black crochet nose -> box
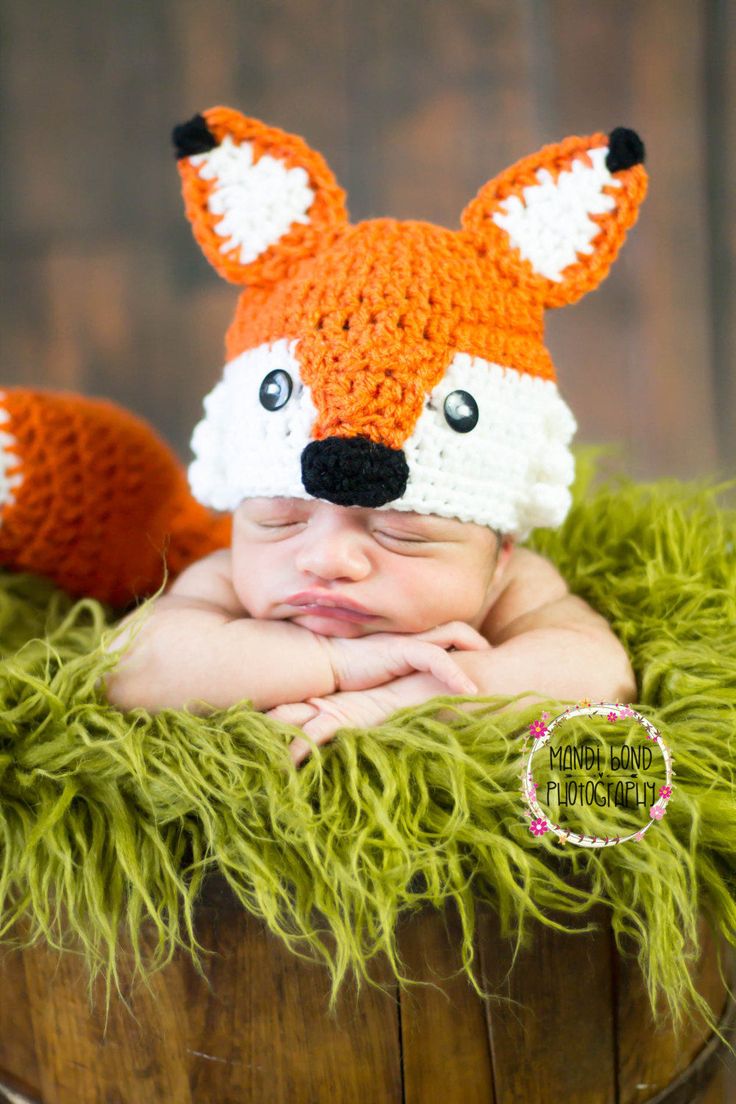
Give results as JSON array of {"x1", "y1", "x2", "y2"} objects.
[{"x1": 301, "y1": 436, "x2": 409, "y2": 508}]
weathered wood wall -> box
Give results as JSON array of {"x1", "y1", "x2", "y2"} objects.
[{"x1": 0, "y1": 0, "x2": 733, "y2": 485}]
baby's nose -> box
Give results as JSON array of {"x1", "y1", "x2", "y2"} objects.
[
  {"x1": 301, "y1": 436, "x2": 409, "y2": 508},
  {"x1": 294, "y1": 520, "x2": 371, "y2": 581}
]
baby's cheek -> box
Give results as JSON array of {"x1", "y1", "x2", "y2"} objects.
[
  {"x1": 435, "y1": 578, "x2": 493, "y2": 629},
  {"x1": 230, "y1": 561, "x2": 264, "y2": 616},
  {"x1": 387, "y1": 567, "x2": 462, "y2": 630}
]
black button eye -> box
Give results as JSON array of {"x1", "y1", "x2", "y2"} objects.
[
  {"x1": 443, "y1": 390, "x2": 478, "y2": 433},
  {"x1": 259, "y1": 370, "x2": 293, "y2": 411}
]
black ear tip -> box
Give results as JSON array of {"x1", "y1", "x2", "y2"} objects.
[
  {"x1": 172, "y1": 113, "x2": 218, "y2": 160},
  {"x1": 606, "y1": 128, "x2": 645, "y2": 173}
]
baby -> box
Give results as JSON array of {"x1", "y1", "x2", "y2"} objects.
[
  {"x1": 103, "y1": 494, "x2": 637, "y2": 765},
  {"x1": 103, "y1": 107, "x2": 648, "y2": 765}
]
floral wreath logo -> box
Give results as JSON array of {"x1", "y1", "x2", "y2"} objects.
[{"x1": 520, "y1": 700, "x2": 675, "y2": 847}]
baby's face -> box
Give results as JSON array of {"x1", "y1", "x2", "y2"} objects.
[{"x1": 231, "y1": 497, "x2": 513, "y2": 637}]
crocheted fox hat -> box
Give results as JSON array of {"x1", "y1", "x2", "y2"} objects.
[{"x1": 173, "y1": 107, "x2": 647, "y2": 541}]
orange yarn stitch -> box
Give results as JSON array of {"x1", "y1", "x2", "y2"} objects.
[
  {"x1": 178, "y1": 108, "x2": 647, "y2": 455},
  {"x1": 178, "y1": 107, "x2": 349, "y2": 288},
  {"x1": 462, "y1": 132, "x2": 648, "y2": 308},
  {"x1": 0, "y1": 389, "x2": 230, "y2": 608},
  {"x1": 224, "y1": 218, "x2": 554, "y2": 451}
]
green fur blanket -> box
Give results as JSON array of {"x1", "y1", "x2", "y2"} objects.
[{"x1": 1, "y1": 445, "x2": 734, "y2": 1047}]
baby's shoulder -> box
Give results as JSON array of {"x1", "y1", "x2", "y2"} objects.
[
  {"x1": 506, "y1": 546, "x2": 568, "y2": 592},
  {"x1": 161, "y1": 547, "x2": 247, "y2": 619},
  {"x1": 479, "y1": 546, "x2": 569, "y2": 644}
]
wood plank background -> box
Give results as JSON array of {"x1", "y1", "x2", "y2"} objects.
[{"x1": 0, "y1": 0, "x2": 733, "y2": 486}]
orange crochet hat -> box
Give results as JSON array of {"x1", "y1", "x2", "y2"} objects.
[{"x1": 174, "y1": 107, "x2": 647, "y2": 541}]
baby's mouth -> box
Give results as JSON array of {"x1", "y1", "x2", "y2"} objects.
[{"x1": 291, "y1": 604, "x2": 379, "y2": 623}]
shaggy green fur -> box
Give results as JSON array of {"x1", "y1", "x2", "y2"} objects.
[{"x1": 1, "y1": 445, "x2": 734, "y2": 1050}]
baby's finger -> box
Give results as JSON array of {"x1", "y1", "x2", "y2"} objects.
[
  {"x1": 289, "y1": 737, "x2": 314, "y2": 766},
  {"x1": 267, "y1": 702, "x2": 320, "y2": 725},
  {"x1": 408, "y1": 643, "x2": 479, "y2": 694},
  {"x1": 289, "y1": 721, "x2": 338, "y2": 766},
  {"x1": 414, "y1": 621, "x2": 492, "y2": 652}
]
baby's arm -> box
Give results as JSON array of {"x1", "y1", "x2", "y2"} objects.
[
  {"x1": 482, "y1": 546, "x2": 636, "y2": 699},
  {"x1": 392, "y1": 548, "x2": 637, "y2": 712},
  {"x1": 101, "y1": 551, "x2": 480, "y2": 714},
  {"x1": 101, "y1": 550, "x2": 337, "y2": 714}
]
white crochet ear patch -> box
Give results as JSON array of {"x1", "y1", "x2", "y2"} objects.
[
  {"x1": 492, "y1": 146, "x2": 621, "y2": 282},
  {"x1": 188, "y1": 135, "x2": 316, "y2": 265},
  {"x1": 0, "y1": 393, "x2": 23, "y2": 523}
]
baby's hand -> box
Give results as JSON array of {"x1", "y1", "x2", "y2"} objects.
[
  {"x1": 322, "y1": 621, "x2": 491, "y2": 695},
  {"x1": 267, "y1": 685, "x2": 400, "y2": 765},
  {"x1": 268, "y1": 675, "x2": 443, "y2": 766}
]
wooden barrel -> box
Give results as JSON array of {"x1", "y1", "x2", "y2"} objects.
[{"x1": 0, "y1": 875, "x2": 733, "y2": 1104}]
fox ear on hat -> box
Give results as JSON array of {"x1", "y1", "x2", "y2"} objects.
[
  {"x1": 461, "y1": 127, "x2": 647, "y2": 309},
  {"x1": 172, "y1": 106, "x2": 349, "y2": 287}
]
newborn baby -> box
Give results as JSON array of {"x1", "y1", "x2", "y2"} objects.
[
  {"x1": 104, "y1": 108, "x2": 647, "y2": 765},
  {"x1": 104, "y1": 495, "x2": 637, "y2": 766}
]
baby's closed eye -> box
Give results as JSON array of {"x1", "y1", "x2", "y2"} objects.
[{"x1": 253, "y1": 518, "x2": 436, "y2": 548}]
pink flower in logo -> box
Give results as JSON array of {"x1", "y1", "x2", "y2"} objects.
[
  {"x1": 607, "y1": 711, "x2": 618, "y2": 723},
  {"x1": 650, "y1": 804, "x2": 666, "y2": 820},
  {"x1": 658, "y1": 785, "x2": 672, "y2": 799},
  {"x1": 530, "y1": 817, "x2": 549, "y2": 837},
  {"x1": 529, "y1": 720, "x2": 548, "y2": 740}
]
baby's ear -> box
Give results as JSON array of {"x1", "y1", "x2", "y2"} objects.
[
  {"x1": 461, "y1": 128, "x2": 647, "y2": 308},
  {"x1": 173, "y1": 106, "x2": 349, "y2": 287},
  {"x1": 495, "y1": 534, "x2": 516, "y2": 575}
]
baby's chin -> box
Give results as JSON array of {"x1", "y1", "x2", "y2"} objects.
[
  {"x1": 286, "y1": 613, "x2": 379, "y2": 640},
  {"x1": 286, "y1": 611, "x2": 395, "y2": 637},
  {"x1": 286, "y1": 610, "x2": 434, "y2": 637}
]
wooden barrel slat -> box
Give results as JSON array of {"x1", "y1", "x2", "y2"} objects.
[
  {"x1": 177, "y1": 879, "x2": 404, "y2": 1103},
  {"x1": 616, "y1": 913, "x2": 732, "y2": 1103},
  {"x1": 0, "y1": 876, "x2": 732, "y2": 1102},
  {"x1": 698, "y1": 1066, "x2": 733, "y2": 1104},
  {"x1": 20, "y1": 929, "x2": 193, "y2": 1104},
  {"x1": 0, "y1": 947, "x2": 39, "y2": 1091},
  {"x1": 395, "y1": 899, "x2": 496, "y2": 1102},
  {"x1": 477, "y1": 898, "x2": 617, "y2": 1104}
]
